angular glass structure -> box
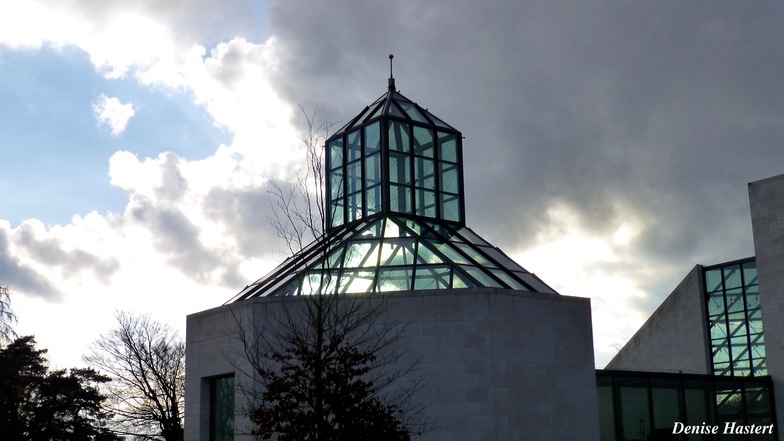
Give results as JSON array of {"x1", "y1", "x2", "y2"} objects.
[
  {"x1": 704, "y1": 258, "x2": 766, "y2": 377},
  {"x1": 228, "y1": 73, "x2": 556, "y2": 301},
  {"x1": 325, "y1": 77, "x2": 464, "y2": 230}
]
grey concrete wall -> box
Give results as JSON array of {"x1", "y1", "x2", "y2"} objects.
[
  {"x1": 749, "y1": 173, "x2": 784, "y2": 439},
  {"x1": 185, "y1": 288, "x2": 599, "y2": 441},
  {"x1": 605, "y1": 265, "x2": 711, "y2": 374}
]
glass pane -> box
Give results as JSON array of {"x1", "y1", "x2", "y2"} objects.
[
  {"x1": 377, "y1": 268, "x2": 412, "y2": 291},
  {"x1": 490, "y1": 269, "x2": 527, "y2": 290},
  {"x1": 347, "y1": 161, "x2": 362, "y2": 194},
  {"x1": 365, "y1": 153, "x2": 381, "y2": 186},
  {"x1": 348, "y1": 192, "x2": 362, "y2": 222},
  {"x1": 413, "y1": 126, "x2": 434, "y2": 157},
  {"x1": 438, "y1": 131, "x2": 457, "y2": 162},
  {"x1": 338, "y1": 270, "x2": 375, "y2": 293},
  {"x1": 743, "y1": 261, "x2": 758, "y2": 286},
  {"x1": 347, "y1": 129, "x2": 361, "y2": 162},
  {"x1": 619, "y1": 382, "x2": 651, "y2": 441},
  {"x1": 452, "y1": 268, "x2": 477, "y2": 288},
  {"x1": 328, "y1": 138, "x2": 343, "y2": 170},
  {"x1": 343, "y1": 241, "x2": 379, "y2": 268},
  {"x1": 398, "y1": 100, "x2": 428, "y2": 123},
  {"x1": 387, "y1": 101, "x2": 406, "y2": 119},
  {"x1": 439, "y1": 162, "x2": 459, "y2": 194},
  {"x1": 414, "y1": 157, "x2": 435, "y2": 189},
  {"x1": 651, "y1": 386, "x2": 679, "y2": 433},
  {"x1": 725, "y1": 288, "x2": 744, "y2": 313},
  {"x1": 329, "y1": 200, "x2": 344, "y2": 228},
  {"x1": 462, "y1": 265, "x2": 503, "y2": 288},
  {"x1": 597, "y1": 384, "x2": 615, "y2": 441},
  {"x1": 379, "y1": 239, "x2": 417, "y2": 266},
  {"x1": 211, "y1": 376, "x2": 235, "y2": 441},
  {"x1": 705, "y1": 268, "x2": 723, "y2": 293},
  {"x1": 390, "y1": 184, "x2": 412, "y2": 214},
  {"x1": 389, "y1": 152, "x2": 411, "y2": 184},
  {"x1": 416, "y1": 243, "x2": 444, "y2": 265},
  {"x1": 414, "y1": 265, "x2": 450, "y2": 290},
  {"x1": 708, "y1": 292, "x2": 725, "y2": 317},
  {"x1": 389, "y1": 121, "x2": 410, "y2": 152},
  {"x1": 745, "y1": 285, "x2": 760, "y2": 310},
  {"x1": 440, "y1": 193, "x2": 460, "y2": 222},
  {"x1": 329, "y1": 168, "x2": 344, "y2": 200},
  {"x1": 455, "y1": 243, "x2": 496, "y2": 267},
  {"x1": 723, "y1": 264, "x2": 742, "y2": 290},
  {"x1": 416, "y1": 189, "x2": 437, "y2": 218},
  {"x1": 364, "y1": 121, "x2": 380, "y2": 153},
  {"x1": 365, "y1": 184, "x2": 381, "y2": 216}
]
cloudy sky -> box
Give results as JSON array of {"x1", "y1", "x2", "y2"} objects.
[{"x1": 1, "y1": 0, "x2": 783, "y2": 369}]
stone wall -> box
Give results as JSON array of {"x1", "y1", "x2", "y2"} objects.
[
  {"x1": 185, "y1": 288, "x2": 599, "y2": 441},
  {"x1": 606, "y1": 266, "x2": 711, "y2": 374}
]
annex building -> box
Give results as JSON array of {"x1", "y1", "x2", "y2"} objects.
[{"x1": 185, "y1": 69, "x2": 784, "y2": 441}]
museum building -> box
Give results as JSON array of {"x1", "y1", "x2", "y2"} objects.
[{"x1": 185, "y1": 71, "x2": 784, "y2": 440}]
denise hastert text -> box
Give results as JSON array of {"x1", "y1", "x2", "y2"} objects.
[{"x1": 673, "y1": 422, "x2": 774, "y2": 435}]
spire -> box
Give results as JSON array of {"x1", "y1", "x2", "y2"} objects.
[{"x1": 388, "y1": 54, "x2": 396, "y2": 91}]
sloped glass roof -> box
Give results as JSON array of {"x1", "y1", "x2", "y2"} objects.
[
  {"x1": 227, "y1": 214, "x2": 557, "y2": 301},
  {"x1": 332, "y1": 90, "x2": 457, "y2": 140}
]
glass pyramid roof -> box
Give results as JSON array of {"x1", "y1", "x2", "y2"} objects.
[{"x1": 227, "y1": 214, "x2": 557, "y2": 302}]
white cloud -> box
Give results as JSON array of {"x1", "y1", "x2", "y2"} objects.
[{"x1": 93, "y1": 94, "x2": 135, "y2": 136}]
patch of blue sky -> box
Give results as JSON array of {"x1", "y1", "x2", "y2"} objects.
[{"x1": 0, "y1": 46, "x2": 230, "y2": 227}]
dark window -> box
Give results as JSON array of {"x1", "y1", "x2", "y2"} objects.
[{"x1": 210, "y1": 375, "x2": 234, "y2": 441}]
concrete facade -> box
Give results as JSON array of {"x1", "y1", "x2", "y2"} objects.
[
  {"x1": 606, "y1": 265, "x2": 711, "y2": 374},
  {"x1": 185, "y1": 288, "x2": 600, "y2": 441},
  {"x1": 749, "y1": 173, "x2": 784, "y2": 439}
]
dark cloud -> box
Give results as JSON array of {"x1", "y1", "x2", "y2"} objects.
[
  {"x1": 12, "y1": 223, "x2": 120, "y2": 286},
  {"x1": 127, "y1": 194, "x2": 244, "y2": 288},
  {"x1": 0, "y1": 229, "x2": 62, "y2": 301},
  {"x1": 264, "y1": 0, "x2": 784, "y2": 314}
]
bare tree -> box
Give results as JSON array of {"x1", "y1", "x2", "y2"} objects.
[
  {"x1": 84, "y1": 311, "x2": 185, "y2": 441},
  {"x1": 0, "y1": 284, "x2": 17, "y2": 344},
  {"x1": 230, "y1": 109, "x2": 425, "y2": 440}
]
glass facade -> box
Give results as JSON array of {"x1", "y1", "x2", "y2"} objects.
[
  {"x1": 597, "y1": 370, "x2": 776, "y2": 441},
  {"x1": 326, "y1": 89, "x2": 464, "y2": 230},
  {"x1": 210, "y1": 375, "x2": 234, "y2": 441},
  {"x1": 228, "y1": 215, "x2": 557, "y2": 300},
  {"x1": 704, "y1": 259, "x2": 766, "y2": 377}
]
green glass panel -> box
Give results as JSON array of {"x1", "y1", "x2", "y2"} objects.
[
  {"x1": 364, "y1": 121, "x2": 380, "y2": 153},
  {"x1": 705, "y1": 268, "x2": 723, "y2": 293},
  {"x1": 725, "y1": 288, "x2": 744, "y2": 313},
  {"x1": 743, "y1": 261, "x2": 758, "y2": 286},
  {"x1": 413, "y1": 126, "x2": 434, "y2": 157},
  {"x1": 651, "y1": 387, "x2": 679, "y2": 433},
  {"x1": 348, "y1": 192, "x2": 362, "y2": 222},
  {"x1": 387, "y1": 101, "x2": 406, "y2": 119},
  {"x1": 619, "y1": 383, "x2": 651, "y2": 441},
  {"x1": 707, "y1": 293, "x2": 725, "y2": 317},
  {"x1": 440, "y1": 193, "x2": 460, "y2": 222},
  {"x1": 379, "y1": 239, "x2": 416, "y2": 266},
  {"x1": 455, "y1": 227, "x2": 490, "y2": 246},
  {"x1": 416, "y1": 189, "x2": 437, "y2": 217},
  {"x1": 716, "y1": 388, "x2": 743, "y2": 416},
  {"x1": 684, "y1": 387, "x2": 711, "y2": 427},
  {"x1": 328, "y1": 138, "x2": 343, "y2": 170},
  {"x1": 327, "y1": 245, "x2": 345, "y2": 268},
  {"x1": 438, "y1": 132, "x2": 457, "y2": 162},
  {"x1": 383, "y1": 218, "x2": 402, "y2": 238},
  {"x1": 389, "y1": 152, "x2": 411, "y2": 184},
  {"x1": 479, "y1": 246, "x2": 525, "y2": 272},
  {"x1": 439, "y1": 162, "x2": 459, "y2": 194},
  {"x1": 745, "y1": 286, "x2": 760, "y2": 310},
  {"x1": 365, "y1": 185, "x2": 381, "y2": 216},
  {"x1": 490, "y1": 269, "x2": 526, "y2": 290},
  {"x1": 330, "y1": 200, "x2": 344, "y2": 228},
  {"x1": 416, "y1": 243, "x2": 444, "y2": 264},
  {"x1": 347, "y1": 129, "x2": 361, "y2": 162},
  {"x1": 365, "y1": 153, "x2": 381, "y2": 185},
  {"x1": 597, "y1": 384, "x2": 615, "y2": 441},
  {"x1": 404, "y1": 219, "x2": 422, "y2": 235},
  {"x1": 329, "y1": 168, "x2": 344, "y2": 200},
  {"x1": 211, "y1": 376, "x2": 235, "y2": 441},
  {"x1": 302, "y1": 270, "x2": 338, "y2": 295},
  {"x1": 455, "y1": 243, "x2": 496, "y2": 267},
  {"x1": 748, "y1": 315, "x2": 763, "y2": 334},
  {"x1": 462, "y1": 265, "x2": 503, "y2": 288},
  {"x1": 271, "y1": 278, "x2": 299, "y2": 297},
  {"x1": 358, "y1": 218, "x2": 382, "y2": 237},
  {"x1": 414, "y1": 265, "x2": 450, "y2": 290},
  {"x1": 414, "y1": 157, "x2": 435, "y2": 190},
  {"x1": 390, "y1": 184, "x2": 412, "y2": 214},
  {"x1": 377, "y1": 268, "x2": 412, "y2": 291},
  {"x1": 727, "y1": 312, "x2": 747, "y2": 337},
  {"x1": 452, "y1": 268, "x2": 477, "y2": 288},
  {"x1": 338, "y1": 270, "x2": 375, "y2": 293},
  {"x1": 343, "y1": 241, "x2": 379, "y2": 268},
  {"x1": 723, "y1": 265, "x2": 742, "y2": 289},
  {"x1": 432, "y1": 241, "x2": 467, "y2": 264},
  {"x1": 398, "y1": 100, "x2": 428, "y2": 123},
  {"x1": 389, "y1": 121, "x2": 410, "y2": 152},
  {"x1": 710, "y1": 319, "x2": 727, "y2": 340},
  {"x1": 347, "y1": 161, "x2": 362, "y2": 194}
]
